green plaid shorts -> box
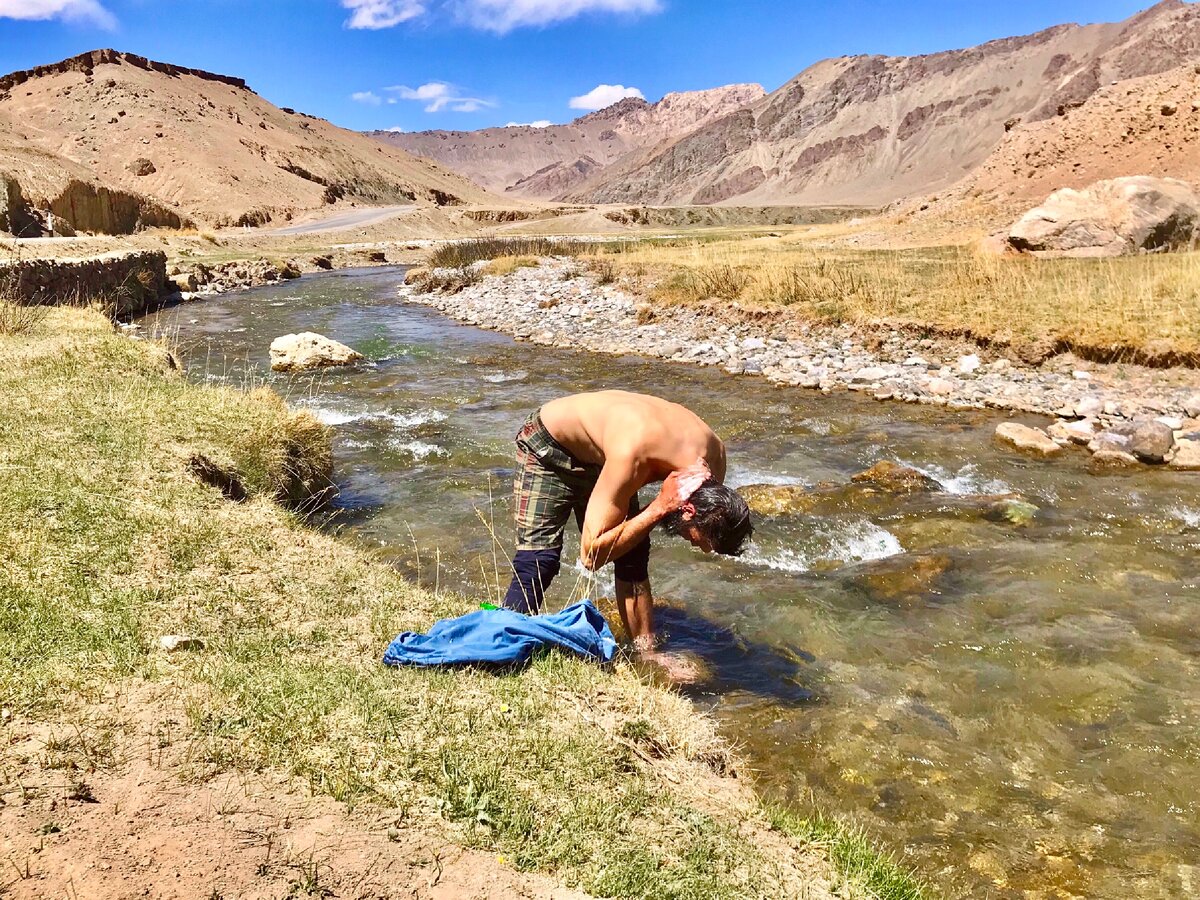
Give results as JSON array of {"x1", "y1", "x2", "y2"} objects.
[{"x1": 512, "y1": 410, "x2": 602, "y2": 551}]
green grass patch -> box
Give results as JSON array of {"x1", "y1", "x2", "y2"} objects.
[{"x1": 769, "y1": 806, "x2": 931, "y2": 900}]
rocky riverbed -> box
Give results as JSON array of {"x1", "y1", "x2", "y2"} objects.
[{"x1": 400, "y1": 257, "x2": 1200, "y2": 471}]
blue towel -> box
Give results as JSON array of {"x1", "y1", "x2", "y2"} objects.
[{"x1": 382, "y1": 599, "x2": 618, "y2": 667}]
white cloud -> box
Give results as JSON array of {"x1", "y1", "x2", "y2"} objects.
[
  {"x1": 351, "y1": 90, "x2": 383, "y2": 105},
  {"x1": 568, "y1": 84, "x2": 644, "y2": 111},
  {"x1": 383, "y1": 126, "x2": 405, "y2": 133},
  {"x1": 0, "y1": 0, "x2": 115, "y2": 28},
  {"x1": 387, "y1": 81, "x2": 495, "y2": 113},
  {"x1": 505, "y1": 120, "x2": 552, "y2": 128},
  {"x1": 453, "y1": 0, "x2": 661, "y2": 33},
  {"x1": 342, "y1": 0, "x2": 425, "y2": 29}
]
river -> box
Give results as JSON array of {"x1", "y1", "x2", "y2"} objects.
[{"x1": 143, "y1": 267, "x2": 1200, "y2": 898}]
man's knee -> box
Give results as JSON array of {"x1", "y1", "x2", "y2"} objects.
[
  {"x1": 613, "y1": 536, "x2": 650, "y2": 584},
  {"x1": 503, "y1": 548, "x2": 562, "y2": 614}
]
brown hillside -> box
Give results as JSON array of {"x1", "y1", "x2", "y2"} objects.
[
  {"x1": 968, "y1": 62, "x2": 1200, "y2": 205},
  {"x1": 0, "y1": 49, "x2": 490, "y2": 235},
  {"x1": 567, "y1": 0, "x2": 1200, "y2": 207},
  {"x1": 373, "y1": 84, "x2": 765, "y2": 198}
]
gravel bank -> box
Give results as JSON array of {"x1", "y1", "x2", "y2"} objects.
[{"x1": 401, "y1": 258, "x2": 1200, "y2": 467}]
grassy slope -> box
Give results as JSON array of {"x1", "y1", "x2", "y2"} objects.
[{"x1": 0, "y1": 307, "x2": 928, "y2": 899}]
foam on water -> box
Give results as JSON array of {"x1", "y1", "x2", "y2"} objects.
[
  {"x1": 389, "y1": 440, "x2": 447, "y2": 460},
  {"x1": 1172, "y1": 507, "x2": 1200, "y2": 528},
  {"x1": 742, "y1": 546, "x2": 813, "y2": 573},
  {"x1": 835, "y1": 520, "x2": 905, "y2": 563},
  {"x1": 309, "y1": 407, "x2": 367, "y2": 426},
  {"x1": 725, "y1": 469, "x2": 807, "y2": 489},
  {"x1": 382, "y1": 409, "x2": 449, "y2": 429},
  {"x1": 483, "y1": 371, "x2": 528, "y2": 383},
  {"x1": 742, "y1": 520, "x2": 903, "y2": 574},
  {"x1": 905, "y1": 460, "x2": 1010, "y2": 496}
]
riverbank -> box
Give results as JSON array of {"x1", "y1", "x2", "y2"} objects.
[
  {"x1": 0, "y1": 306, "x2": 925, "y2": 898},
  {"x1": 401, "y1": 256, "x2": 1200, "y2": 464}
]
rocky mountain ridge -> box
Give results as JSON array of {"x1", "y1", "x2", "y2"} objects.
[
  {"x1": 569, "y1": 0, "x2": 1200, "y2": 206},
  {"x1": 372, "y1": 83, "x2": 765, "y2": 198},
  {"x1": 0, "y1": 50, "x2": 489, "y2": 235}
]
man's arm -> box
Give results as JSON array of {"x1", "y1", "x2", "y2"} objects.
[{"x1": 579, "y1": 455, "x2": 660, "y2": 574}]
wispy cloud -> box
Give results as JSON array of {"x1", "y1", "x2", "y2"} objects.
[
  {"x1": 453, "y1": 0, "x2": 661, "y2": 33},
  {"x1": 569, "y1": 84, "x2": 644, "y2": 111},
  {"x1": 342, "y1": 0, "x2": 425, "y2": 29},
  {"x1": 341, "y1": 0, "x2": 660, "y2": 32},
  {"x1": 351, "y1": 90, "x2": 383, "y2": 105},
  {"x1": 0, "y1": 0, "x2": 116, "y2": 28},
  {"x1": 506, "y1": 120, "x2": 553, "y2": 128},
  {"x1": 387, "y1": 82, "x2": 495, "y2": 112}
]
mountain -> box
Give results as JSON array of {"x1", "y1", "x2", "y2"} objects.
[
  {"x1": 965, "y1": 61, "x2": 1200, "y2": 207},
  {"x1": 371, "y1": 84, "x2": 766, "y2": 199},
  {"x1": 0, "y1": 50, "x2": 490, "y2": 236},
  {"x1": 565, "y1": 0, "x2": 1200, "y2": 207}
]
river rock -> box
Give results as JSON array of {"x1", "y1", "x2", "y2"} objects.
[
  {"x1": 1129, "y1": 421, "x2": 1175, "y2": 464},
  {"x1": 1089, "y1": 449, "x2": 1141, "y2": 471},
  {"x1": 850, "y1": 553, "x2": 952, "y2": 606},
  {"x1": 995, "y1": 422, "x2": 1064, "y2": 457},
  {"x1": 736, "y1": 484, "x2": 815, "y2": 517},
  {"x1": 1006, "y1": 176, "x2": 1200, "y2": 258},
  {"x1": 269, "y1": 332, "x2": 364, "y2": 372},
  {"x1": 850, "y1": 460, "x2": 940, "y2": 493},
  {"x1": 1185, "y1": 394, "x2": 1200, "y2": 419},
  {"x1": 1169, "y1": 438, "x2": 1200, "y2": 470},
  {"x1": 1048, "y1": 418, "x2": 1098, "y2": 445},
  {"x1": 985, "y1": 498, "x2": 1040, "y2": 527},
  {"x1": 1088, "y1": 431, "x2": 1131, "y2": 454},
  {"x1": 1074, "y1": 396, "x2": 1105, "y2": 418}
]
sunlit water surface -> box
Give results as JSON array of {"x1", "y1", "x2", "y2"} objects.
[{"x1": 144, "y1": 268, "x2": 1200, "y2": 898}]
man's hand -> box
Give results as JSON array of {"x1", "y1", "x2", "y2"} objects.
[{"x1": 652, "y1": 458, "x2": 710, "y2": 515}]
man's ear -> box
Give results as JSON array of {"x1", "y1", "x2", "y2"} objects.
[{"x1": 680, "y1": 502, "x2": 697, "y2": 521}]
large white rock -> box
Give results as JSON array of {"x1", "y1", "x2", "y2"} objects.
[
  {"x1": 1007, "y1": 176, "x2": 1200, "y2": 258},
  {"x1": 995, "y1": 422, "x2": 1064, "y2": 457},
  {"x1": 270, "y1": 332, "x2": 363, "y2": 372}
]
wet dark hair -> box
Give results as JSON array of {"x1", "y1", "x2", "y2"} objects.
[{"x1": 660, "y1": 479, "x2": 754, "y2": 556}]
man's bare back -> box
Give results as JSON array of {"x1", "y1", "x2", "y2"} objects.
[{"x1": 539, "y1": 390, "x2": 727, "y2": 485}]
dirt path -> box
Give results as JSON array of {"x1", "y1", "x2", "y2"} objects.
[
  {"x1": 0, "y1": 720, "x2": 586, "y2": 900},
  {"x1": 269, "y1": 205, "x2": 418, "y2": 236}
]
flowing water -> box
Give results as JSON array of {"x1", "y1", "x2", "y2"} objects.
[{"x1": 144, "y1": 268, "x2": 1200, "y2": 898}]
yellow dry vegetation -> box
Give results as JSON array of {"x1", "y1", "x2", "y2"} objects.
[{"x1": 599, "y1": 235, "x2": 1200, "y2": 358}]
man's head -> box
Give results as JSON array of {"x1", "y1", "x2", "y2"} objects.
[{"x1": 660, "y1": 479, "x2": 754, "y2": 556}]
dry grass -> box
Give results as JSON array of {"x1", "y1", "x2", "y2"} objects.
[
  {"x1": 597, "y1": 236, "x2": 1200, "y2": 359},
  {"x1": 0, "y1": 308, "x2": 922, "y2": 898},
  {"x1": 484, "y1": 255, "x2": 540, "y2": 276}
]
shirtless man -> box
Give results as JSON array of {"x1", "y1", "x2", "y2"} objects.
[{"x1": 502, "y1": 391, "x2": 753, "y2": 652}]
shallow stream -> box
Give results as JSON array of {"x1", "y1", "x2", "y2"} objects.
[{"x1": 144, "y1": 268, "x2": 1200, "y2": 898}]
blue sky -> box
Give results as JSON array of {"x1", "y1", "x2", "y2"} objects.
[{"x1": 0, "y1": 0, "x2": 1163, "y2": 132}]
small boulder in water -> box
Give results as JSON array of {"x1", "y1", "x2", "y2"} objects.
[
  {"x1": 995, "y1": 422, "x2": 1063, "y2": 457},
  {"x1": 850, "y1": 461, "x2": 940, "y2": 494},
  {"x1": 269, "y1": 332, "x2": 364, "y2": 372},
  {"x1": 1129, "y1": 420, "x2": 1175, "y2": 464},
  {"x1": 1169, "y1": 438, "x2": 1200, "y2": 470},
  {"x1": 736, "y1": 484, "x2": 815, "y2": 517},
  {"x1": 850, "y1": 553, "x2": 952, "y2": 607},
  {"x1": 985, "y1": 498, "x2": 1040, "y2": 527}
]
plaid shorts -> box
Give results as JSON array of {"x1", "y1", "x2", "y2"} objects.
[{"x1": 512, "y1": 410, "x2": 646, "y2": 559}]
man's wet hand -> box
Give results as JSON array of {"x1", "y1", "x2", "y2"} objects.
[{"x1": 654, "y1": 458, "x2": 710, "y2": 513}]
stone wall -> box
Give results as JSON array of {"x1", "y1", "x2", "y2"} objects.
[{"x1": 0, "y1": 250, "x2": 168, "y2": 316}]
